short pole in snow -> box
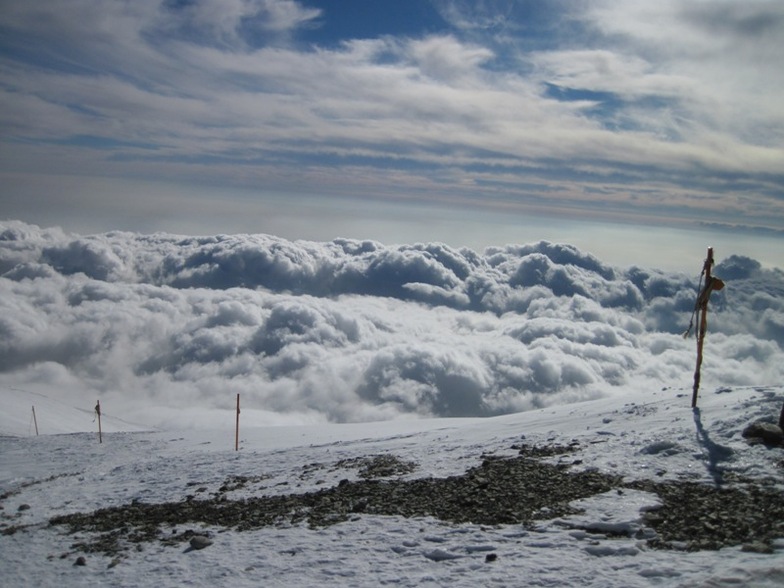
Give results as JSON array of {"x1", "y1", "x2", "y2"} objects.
[
  {"x1": 235, "y1": 393, "x2": 240, "y2": 451},
  {"x1": 95, "y1": 400, "x2": 102, "y2": 444},
  {"x1": 32, "y1": 406, "x2": 39, "y2": 436},
  {"x1": 690, "y1": 247, "x2": 724, "y2": 409}
]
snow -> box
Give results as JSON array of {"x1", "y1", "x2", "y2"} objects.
[{"x1": 2, "y1": 384, "x2": 784, "y2": 587}]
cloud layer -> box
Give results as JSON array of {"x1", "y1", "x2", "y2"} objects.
[{"x1": 2, "y1": 220, "x2": 782, "y2": 428}]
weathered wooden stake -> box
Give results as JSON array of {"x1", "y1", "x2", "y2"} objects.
[
  {"x1": 95, "y1": 400, "x2": 102, "y2": 444},
  {"x1": 235, "y1": 393, "x2": 240, "y2": 451},
  {"x1": 32, "y1": 406, "x2": 39, "y2": 436},
  {"x1": 691, "y1": 247, "x2": 724, "y2": 408}
]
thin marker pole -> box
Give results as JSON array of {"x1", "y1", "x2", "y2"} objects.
[
  {"x1": 691, "y1": 247, "x2": 724, "y2": 408},
  {"x1": 95, "y1": 400, "x2": 102, "y2": 444},
  {"x1": 32, "y1": 406, "x2": 39, "y2": 436},
  {"x1": 235, "y1": 393, "x2": 240, "y2": 451}
]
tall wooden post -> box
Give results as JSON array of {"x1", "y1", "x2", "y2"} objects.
[
  {"x1": 691, "y1": 247, "x2": 724, "y2": 408},
  {"x1": 95, "y1": 400, "x2": 102, "y2": 444},
  {"x1": 32, "y1": 406, "x2": 39, "y2": 436},
  {"x1": 235, "y1": 393, "x2": 240, "y2": 451}
]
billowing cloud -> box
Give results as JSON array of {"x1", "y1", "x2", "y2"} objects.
[{"x1": 2, "y1": 220, "x2": 782, "y2": 429}]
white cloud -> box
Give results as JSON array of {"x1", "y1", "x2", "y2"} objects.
[
  {"x1": 407, "y1": 35, "x2": 494, "y2": 82},
  {"x1": 582, "y1": 0, "x2": 784, "y2": 145},
  {"x1": 2, "y1": 221, "x2": 782, "y2": 428},
  {"x1": 163, "y1": 0, "x2": 322, "y2": 44}
]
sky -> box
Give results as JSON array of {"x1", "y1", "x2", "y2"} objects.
[{"x1": 1, "y1": 0, "x2": 783, "y2": 271}]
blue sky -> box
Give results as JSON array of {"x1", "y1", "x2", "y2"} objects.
[{"x1": 1, "y1": 0, "x2": 783, "y2": 270}]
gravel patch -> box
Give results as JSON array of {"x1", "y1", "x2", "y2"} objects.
[{"x1": 46, "y1": 443, "x2": 784, "y2": 557}]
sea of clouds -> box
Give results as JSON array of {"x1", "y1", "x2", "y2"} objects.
[{"x1": 1, "y1": 220, "x2": 783, "y2": 429}]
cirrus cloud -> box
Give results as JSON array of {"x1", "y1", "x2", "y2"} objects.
[{"x1": 1, "y1": 0, "x2": 783, "y2": 240}]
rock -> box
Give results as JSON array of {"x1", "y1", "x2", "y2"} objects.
[
  {"x1": 424, "y1": 549, "x2": 462, "y2": 562},
  {"x1": 48, "y1": 447, "x2": 784, "y2": 558},
  {"x1": 17, "y1": 504, "x2": 31, "y2": 512},
  {"x1": 742, "y1": 542, "x2": 773, "y2": 554},
  {"x1": 189, "y1": 535, "x2": 213, "y2": 550},
  {"x1": 73, "y1": 556, "x2": 87, "y2": 566},
  {"x1": 485, "y1": 553, "x2": 498, "y2": 563},
  {"x1": 742, "y1": 422, "x2": 784, "y2": 445}
]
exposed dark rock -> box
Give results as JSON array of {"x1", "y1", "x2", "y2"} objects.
[
  {"x1": 511, "y1": 442, "x2": 580, "y2": 458},
  {"x1": 46, "y1": 447, "x2": 784, "y2": 558},
  {"x1": 334, "y1": 454, "x2": 418, "y2": 479},
  {"x1": 742, "y1": 542, "x2": 774, "y2": 554},
  {"x1": 189, "y1": 535, "x2": 213, "y2": 550},
  {"x1": 49, "y1": 454, "x2": 620, "y2": 556},
  {"x1": 629, "y1": 479, "x2": 784, "y2": 551},
  {"x1": 742, "y1": 422, "x2": 784, "y2": 446}
]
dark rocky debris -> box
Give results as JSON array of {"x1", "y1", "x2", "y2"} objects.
[
  {"x1": 46, "y1": 442, "x2": 784, "y2": 558},
  {"x1": 629, "y1": 478, "x2": 784, "y2": 551}
]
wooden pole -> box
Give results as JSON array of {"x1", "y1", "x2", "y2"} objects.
[
  {"x1": 235, "y1": 393, "x2": 240, "y2": 451},
  {"x1": 32, "y1": 406, "x2": 39, "y2": 436},
  {"x1": 691, "y1": 247, "x2": 724, "y2": 408},
  {"x1": 95, "y1": 400, "x2": 102, "y2": 444}
]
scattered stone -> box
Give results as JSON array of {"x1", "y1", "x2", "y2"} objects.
[
  {"x1": 334, "y1": 455, "x2": 417, "y2": 479},
  {"x1": 46, "y1": 445, "x2": 784, "y2": 558},
  {"x1": 512, "y1": 443, "x2": 579, "y2": 458},
  {"x1": 424, "y1": 548, "x2": 462, "y2": 562},
  {"x1": 629, "y1": 479, "x2": 784, "y2": 551},
  {"x1": 742, "y1": 422, "x2": 784, "y2": 446},
  {"x1": 742, "y1": 542, "x2": 773, "y2": 554},
  {"x1": 189, "y1": 535, "x2": 213, "y2": 550},
  {"x1": 73, "y1": 556, "x2": 86, "y2": 566},
  {"x1": 17, "y1": 504, "x2": 31, "y2": 512},
  {"x1": 485, "y1": 553, "x2": 498, "y2": 563}
]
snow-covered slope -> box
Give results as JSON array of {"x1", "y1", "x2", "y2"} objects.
[
  {"x1": 2, "y1": 386, "x2": 151, "y2": 438},
  {"x1": 2, "y1": 384, "x2": 783, "y2": 587}
]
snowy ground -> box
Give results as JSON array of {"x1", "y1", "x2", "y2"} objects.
[{"x1": 2, "y1": 384, "x2": 784, "y2": 587}]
